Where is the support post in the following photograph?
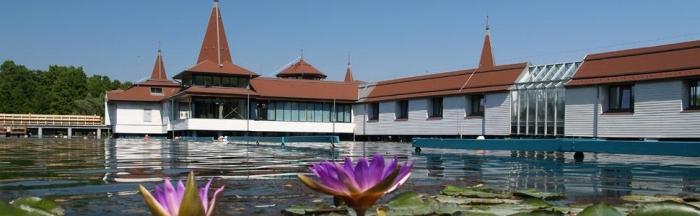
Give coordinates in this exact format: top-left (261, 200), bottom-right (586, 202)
top-left (97, 128), bottom-right (101, 139)
top-left (38, 127), bottom-right (43, 138)
top-left (67, 128), bottom-right (72, 139)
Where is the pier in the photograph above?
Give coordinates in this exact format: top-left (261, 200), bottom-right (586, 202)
top-left (0, 113), bottom-right (110, 139)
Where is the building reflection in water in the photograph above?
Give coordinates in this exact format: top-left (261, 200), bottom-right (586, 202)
top-left (103, 139), bottom-right (185, 183)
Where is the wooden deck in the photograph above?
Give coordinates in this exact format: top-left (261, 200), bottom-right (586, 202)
top-left (0, 113), bottom-right (102, 126)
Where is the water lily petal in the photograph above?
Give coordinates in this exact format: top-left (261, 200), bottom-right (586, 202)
top-left (199, 179), bottom-right (212, 212)
top-left (297, 174), bottom-right (347, 197)
top-left (205, 185), bottom-right (225, 216)
top-left (178, 172), bottom-right (205, 216)
top-left (364, 165), bottom-right (401, 196)
top-left (386, 162), bottom-right (413, 193)
top-left (336, 163), bottom-right (361, 193)
top-left (176, 180), bottom-right (185, 211)
top-left (138, 184), bottom-right (171, 216)
top-left (163, 178), bottom-right (179, 216)
top-left (353, 157), bottom-right (370, 190)
top-left (382, 158), bottom-right (398, 179)
top-left (367, 154), bottom-right (386, 186)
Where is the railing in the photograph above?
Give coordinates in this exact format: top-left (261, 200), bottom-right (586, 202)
top-left (0, 113), bottom-right (103, 126)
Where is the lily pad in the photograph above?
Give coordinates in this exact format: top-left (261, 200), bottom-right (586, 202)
top-left (9, 197), bottom-right (65, 216)
top-left (282, 204), bottom-right (348, 215)
top-left (436, 195), bottom-right (521, 205)
top-left (628, 201), bottom-right (700, 216)
top-left (508, 209), bottom-right (564, 216)
top-left (384, 191), bottom-right (438, 215)
top-left (0, 201), bottom-right (29, 216)
top-left (442, 185), bottom-right (508, 198)
top-left (578, 202), bottom-right (623, 216)
top-left (512, 189), bottom-right (564, 200)
top-left (622, 195), bottom-right (685, 203)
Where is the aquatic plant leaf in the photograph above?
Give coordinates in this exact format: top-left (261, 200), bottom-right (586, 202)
top-left (282, 204), bottom-right (347, 215)
top-left (10, 197), bottom-right (65, 216)
top-left (384, 191), bottom-right (438, 215)
top-left (512, 189), bottom-right (564, 200)
top-left (138, 185), bottom-right (170, 216)
top-left (178, 172), bottom-right (205, 216)
top-left (622, 195), bottom-right (684, 203)
top-left (628, 201), bottom-right (700, 216)
top-left (435, 195), bottom-right (521, 205)
top-left (578, 202), bottom-right (623, 216)
top-left (0, 201), bottom-right (30, 216)
top-left (521, 198), bottom-right (551, 208)
top-left (441, 185), bottom-right (507, 198)
top-left (508, 209), bottom-right (564, 216)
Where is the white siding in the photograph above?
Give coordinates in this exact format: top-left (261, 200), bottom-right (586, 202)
top-left (113, 102), bottom-right (167, 134)
top-left (598, 80), bottom-right (700, 138)
top-left (171, 119), bottom-right (353, 133)
top-left (484, 92), bottom-right (511, 135)
top-left (565, 80), bottom-right (700, 139)
top-left (564, 87), bottom-right (597, 137)
top-left (352, 93), bottom-right (509, 136)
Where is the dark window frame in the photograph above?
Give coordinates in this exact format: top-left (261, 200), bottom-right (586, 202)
top-left (368, 103), bottom-right (379, 121)
top-left (607, 85), bottom-right (634, 113)
top-left (689, 80), bottom-right (700, 110)
top-left (395, 100), bottom-right (409, 120)
top-left (149, 87), bottom-right (163, 95)
top-left (429, 97), bottom-right (443, 118)
top-left (469, 94), bottom-right (485, 116)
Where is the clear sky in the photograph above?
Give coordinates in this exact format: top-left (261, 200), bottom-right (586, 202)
top-left (2, 0), bottom-right (700, 82)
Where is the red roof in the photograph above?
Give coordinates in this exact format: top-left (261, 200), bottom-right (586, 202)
top-left (479, 31), bottom-right (495, 68)
top-left (276, 58), bottom-right (327, 79)
top-left (568, 39), bottom-right (700, 86)
top-left (175, 1), bottom-right (257, 79)
top-left (344, 63), bottom-right (354, 83)
top-left (106, 85), bottom-right (179, 102)
top-left (364, 63), bottom-right (527, 102)
top-left (182, 86), bottom-right (257, 97)
top-left (251, 78), bottom-right (357, 102)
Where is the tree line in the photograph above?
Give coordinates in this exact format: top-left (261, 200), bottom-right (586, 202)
top-left (0, 60), bottom-right (133, 116)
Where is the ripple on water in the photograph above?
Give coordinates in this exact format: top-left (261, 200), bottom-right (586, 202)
top-left (0, 138), bottom-right (698, 215)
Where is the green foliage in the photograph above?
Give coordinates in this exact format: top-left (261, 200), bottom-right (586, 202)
top-left (578, 202), bottom-right (623, 216)
top-left (0, 196), bottom-right (65, 216)
top-left (0, 60), bottom-right (130, 115)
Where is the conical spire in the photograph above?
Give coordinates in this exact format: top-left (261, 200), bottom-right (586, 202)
top-left (197, 0), bottom-right (232, 65)
top-left (149, 49), bottom-right (167, 80)
top-left (478, 16), bottom-right (495, 68)
top-left (344, 55), bottom-right (354, 82)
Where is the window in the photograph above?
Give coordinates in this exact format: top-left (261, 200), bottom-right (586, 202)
top-left (428, 97), bottom-right (443, 118)
top-left (149, 87), bottom-right (163, 96)
top-left (469, 95), bottom-right (484, 116)
top-left (689, 80), bottom-right (700, 109)
top-left (608, 85), bottom-right (634, 112)
top-left (368, 103), bottom-right (379, 121)
top-left (395, 100), bottom-right (408, 120)
top-left (143, 109), bottom-right (152, 122)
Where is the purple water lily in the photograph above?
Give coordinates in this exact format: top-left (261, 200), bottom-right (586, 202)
top-left (297, 154), bottom-right (413, 216)
top-left (138, 172), bottom-right (224, 216)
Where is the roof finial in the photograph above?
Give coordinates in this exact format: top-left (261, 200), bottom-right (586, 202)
top-left (485, 16), bottom-right (490, 32)
top-left (347, 52), bottom-right (351, 67)
top-left (157, 41), bottom-right (161, 53)
top-left (300, 48), bottom-right (304, 60)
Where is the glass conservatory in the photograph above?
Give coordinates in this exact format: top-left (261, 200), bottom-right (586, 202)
top-left (510, 62), bottom-right (580, 136)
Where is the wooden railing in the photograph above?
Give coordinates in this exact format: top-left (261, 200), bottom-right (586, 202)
top-left (0, 113), bottom-right (103, 126)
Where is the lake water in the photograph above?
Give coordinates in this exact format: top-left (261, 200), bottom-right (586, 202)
top-left (0, 138), bottom-right (698, 215)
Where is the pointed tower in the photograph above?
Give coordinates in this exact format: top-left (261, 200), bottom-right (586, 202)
top-left (277, 50), bottom-right (327, 80)
top-left (478, 17), bottom-right (495, 68)
top-left (175, 0), bottom-right (257, 80)
top-left (344, 56), bottom-right (354, 83)
top-left (149, 49), bottom-right (167, 81)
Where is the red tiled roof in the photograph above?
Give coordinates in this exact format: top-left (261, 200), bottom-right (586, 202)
top-left (568, 39), bottom-right (700, 86)
top-left (150, 50), bottom-right (168, 81)
top-left (276, 59), bottom-right (326, 79)
top-left (344, 63), bottom-right (354, 83)
top-left (106, 85), bottom-right (179, 102)
top-left (251, 77), bottom-right (358, 102)
top-left (182, 86), bottom-right (257, 97)
top-left (175, 1), bottom-right (258, 79)
top-left (364, 63), bottom-right (527, 102)
top-left (479, 32), bottom-right (495, 68)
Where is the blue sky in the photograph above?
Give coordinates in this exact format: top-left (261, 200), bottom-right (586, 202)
top-left (2, 1), bottom-right (700, 82)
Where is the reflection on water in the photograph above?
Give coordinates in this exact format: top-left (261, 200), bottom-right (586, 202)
top-left (0, 138), bottom-right (699, 214)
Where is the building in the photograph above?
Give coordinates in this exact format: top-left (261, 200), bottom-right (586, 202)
top-left (564, 40), bottom-right (700, 139)
top-left (353, 24), bottom-right (528, 140)
top-left (105, 50), bottom-right (179, 136)
top-left (105, 1), bottom-right (700, 140)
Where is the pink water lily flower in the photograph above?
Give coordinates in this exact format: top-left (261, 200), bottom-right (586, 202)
top-left (138, 172), bottom-right (224, 216)
top-left (298, 154), bottom-right (413, 216)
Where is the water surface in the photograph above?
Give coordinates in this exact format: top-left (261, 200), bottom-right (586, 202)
top-left (0, 138), bottom-right (698, 215)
